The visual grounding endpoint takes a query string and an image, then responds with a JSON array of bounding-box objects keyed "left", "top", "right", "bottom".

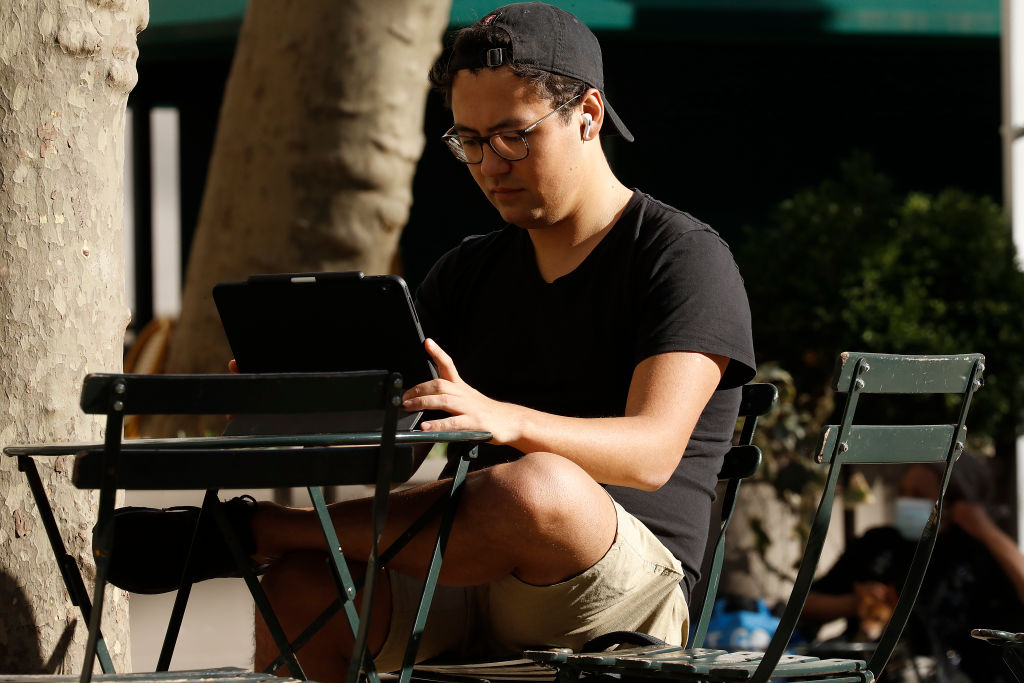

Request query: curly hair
[{"left": 429, "top": 23, "right": 588, "bottom": 123}]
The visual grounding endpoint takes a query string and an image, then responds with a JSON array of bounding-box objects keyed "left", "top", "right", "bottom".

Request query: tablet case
[{"left": 213, "top": 271, "right": 435, "bottom": 435}]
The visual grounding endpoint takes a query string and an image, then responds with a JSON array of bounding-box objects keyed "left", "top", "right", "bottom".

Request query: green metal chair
[
  {"left": 411, "top": 381, "right": 779, "bottom": 682},
  {"left": 5, "top": 370, "right": 490, "bottom": 683},
  {"left": 526, "top": 352, "right": 984, "bottom": 683}
]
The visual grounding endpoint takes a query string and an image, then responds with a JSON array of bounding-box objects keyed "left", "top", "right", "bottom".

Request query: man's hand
[
  {"left": 402, "top": 339, "right": 522, "bottom": 443},
  {"left": 853, "top": 581, "right": 898, "bottom": 642}
]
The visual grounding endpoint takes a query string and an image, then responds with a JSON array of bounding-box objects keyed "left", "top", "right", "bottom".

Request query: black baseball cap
[{"left": 448, "top": 2, "right": 634, "bottom": 142}]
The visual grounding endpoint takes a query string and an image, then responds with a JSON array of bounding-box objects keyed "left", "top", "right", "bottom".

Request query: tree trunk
[
  {"left": 0, "top": 0, "right": 145, "bottom": 673},
  {"left": 156, "top": 0, "right": 451, "bottom": 436}
]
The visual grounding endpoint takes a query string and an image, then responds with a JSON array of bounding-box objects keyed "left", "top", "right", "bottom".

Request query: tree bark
[
  {"left": 158, "top": 0, "right": 452, "bottom": 437},
  {"left": 0, "top": 0, "right": 145, "bottom": 673}
]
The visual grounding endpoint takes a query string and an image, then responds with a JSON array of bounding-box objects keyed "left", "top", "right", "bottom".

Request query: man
[{"left": 111, "top": 3, "right": 755, "bottom": 680}]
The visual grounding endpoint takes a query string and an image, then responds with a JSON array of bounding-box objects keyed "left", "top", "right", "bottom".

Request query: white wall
[
  {"left": 123, "top": 107, "right": 183, "bottom": 325},
  {"left": 1001, "top": 0, "right": 1024, "bottom": 548}
]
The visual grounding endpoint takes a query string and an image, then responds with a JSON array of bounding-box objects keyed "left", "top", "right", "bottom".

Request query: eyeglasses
[{"left": 442, "top": 95, "right": 582, "bottom": 164}]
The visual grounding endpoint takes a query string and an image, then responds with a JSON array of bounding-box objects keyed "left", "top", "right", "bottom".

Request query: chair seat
[
  {"left": 525, "top": 646, "right": 871, "bottom": 682},
  {"left": 0, "top": 667, "right": 302, "bottom": 683},
  {"left": 410, "top": 658, "right": 557, "bottom": 681}
]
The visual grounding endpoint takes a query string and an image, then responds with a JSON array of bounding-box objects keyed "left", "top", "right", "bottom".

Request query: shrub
[{"left": 738, "top": 154, "right": 1024, "bottom": 445}]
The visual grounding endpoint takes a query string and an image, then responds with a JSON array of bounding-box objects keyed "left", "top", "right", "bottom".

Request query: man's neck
[{"left": 528, "top": 175, "right": 633, "bottom": 283}]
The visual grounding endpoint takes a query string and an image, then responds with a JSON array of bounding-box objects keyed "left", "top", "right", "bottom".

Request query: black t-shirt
[
  {"left": 809, "top": 525, "right": 1024, "bottom": 683},
  {"left": 415, "top": 190, "right": 756, "bottom": 601}
]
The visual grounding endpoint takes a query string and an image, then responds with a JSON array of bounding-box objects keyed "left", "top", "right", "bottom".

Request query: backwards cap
[{"left": 448, "top": 2, "right": 633, "bottom": 141}]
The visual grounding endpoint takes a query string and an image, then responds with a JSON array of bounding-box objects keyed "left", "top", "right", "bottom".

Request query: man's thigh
[
  {"left": 374, "top": 571, "right": 482, "bottom": 672},
  {"left": 486, "top": 500, "right": 688, "bottom": 653},
  {"left": 376, "top": 501, "right": 688, "bottom": 671}
]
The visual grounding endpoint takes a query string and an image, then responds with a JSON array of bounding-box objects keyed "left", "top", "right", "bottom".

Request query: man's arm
[
  {"left": 951, "top": 500, "right": 1024, "bottom": 604},
  {"left": 402, "top": 338, "right": 727, "bottom": 490}
]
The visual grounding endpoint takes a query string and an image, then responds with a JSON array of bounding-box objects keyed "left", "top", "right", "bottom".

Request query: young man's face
[{"left": 450, "top": 66, "right": 585, "bottom": 229}]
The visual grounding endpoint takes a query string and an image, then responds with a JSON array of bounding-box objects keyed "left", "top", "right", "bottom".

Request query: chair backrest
[
  {"left": 79, "top": 370, "right": 405, "bottom": 466},
  {"left": 81, "top": 371, "right": 400, "bottom": 417},
  {"left": 749, "top": 352, "right": 984, "bottom": 683},
  {"left": 689, "top": 382, "right": 779, "bottom": 647}
]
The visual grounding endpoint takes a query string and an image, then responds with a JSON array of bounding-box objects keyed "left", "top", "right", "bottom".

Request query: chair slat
[
  {"left": 717, "top": 444, "right": 762, "bottom": 480},
  {"left": 738, "top": 382, "right": 779, "bottom": 415},
  {"left": 832, "top": 352, "right": 982, "bottom": 394},
  {"left": 0, "top": 669, "right": 301, "bottom": 683},
  {"left": 80, "top": 372, "right": 392, "bottom": 415},
  {"left": 613, "top": 648, "right": 729, "bottom": 671},
  {"left": 567, "top": 645, "right": 682, "bottom": 667},
  {"left": 72, "top": 446, "right": 417, "bottom": 489},
  {"left": 815, "top": 424, "right": 964, "bottom": 464}
]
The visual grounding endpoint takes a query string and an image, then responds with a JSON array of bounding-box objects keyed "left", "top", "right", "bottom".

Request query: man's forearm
[
  {"left": 501, "top": 351, "right": 726, "bottom": 489},
  {"left": 802, "top": 592, "right": 858, "bottom": 622},
  {"left": 405, "top": 342, "right": 727, "bottom": 491},
  {"left": 504, "top": 408, "right": 688, "bottom": 490},
  {"left": 972, "top": 521, "right": 1024, "bottom": 604}
]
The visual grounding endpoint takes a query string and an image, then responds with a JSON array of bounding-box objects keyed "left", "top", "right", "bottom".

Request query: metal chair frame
[{"left": 526, "top": 352, "right": 985, "bottom": 683}]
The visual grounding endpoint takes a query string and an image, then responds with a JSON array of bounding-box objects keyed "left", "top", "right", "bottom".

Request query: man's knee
[{"left": 479, "top": 452, "right": 615, "bottom": 537}]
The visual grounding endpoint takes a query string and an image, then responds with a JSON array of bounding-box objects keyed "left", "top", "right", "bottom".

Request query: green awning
[
  {"left": 145, "top": 0, "right": 1000, "bottom": 45},
  {"left": 452, "top": 0, "right": 1000, "bottom": 35}
]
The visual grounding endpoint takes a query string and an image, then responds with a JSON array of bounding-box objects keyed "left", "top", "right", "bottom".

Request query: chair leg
[
  {"left": 308, "top": 484, "right": 381, "bottom": 683},
  {"left": 17, "top": 455, "right": 115, "bottom": 675},
  {"left": 156, "top": 490, "right": 221, "bottom": 671},
  {"left": 347, "top": 483, "right": 390, "bottom": 683},
  {"left": 396, "top": 448, "right": 475, "bottom": 683},
  {"left": 80, "top": 476, "right": 118, "bottom": 683},
  {"left": 209, "top": 493, "right": 309, "bottom": 681}
]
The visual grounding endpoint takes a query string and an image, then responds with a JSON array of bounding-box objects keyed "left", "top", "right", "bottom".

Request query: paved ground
[{"left": 125, "top": 457, "right": 447, "bottom": 672}]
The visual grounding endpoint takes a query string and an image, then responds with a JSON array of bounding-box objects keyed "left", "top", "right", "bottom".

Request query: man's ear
[{"left": 580, "top": 88, "right": 604, "bottom": 140}]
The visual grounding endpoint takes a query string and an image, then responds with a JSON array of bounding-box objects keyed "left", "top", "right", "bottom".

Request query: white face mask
[{"left": 894, "top": 497, "right": 934, "bottom": 540}]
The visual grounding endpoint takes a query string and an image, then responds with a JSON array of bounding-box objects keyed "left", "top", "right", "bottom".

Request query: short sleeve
[{"left": 633, "top": 229, "right": 756, "bottom": 388}]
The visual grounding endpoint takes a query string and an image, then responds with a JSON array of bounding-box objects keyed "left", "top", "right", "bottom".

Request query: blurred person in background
[{"left": 801, "top": 454, "right": 1024, "bottom": 682}]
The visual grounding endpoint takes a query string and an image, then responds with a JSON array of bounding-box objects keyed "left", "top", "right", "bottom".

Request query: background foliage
[
  {"left": 729, "top": 156, "right": 1024, "bottom": 570},
  {"left": 738, "top": 154, "right": 1024, "bottom": 448}
]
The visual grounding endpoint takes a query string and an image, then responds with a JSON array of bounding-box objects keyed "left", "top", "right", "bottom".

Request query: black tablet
[{"left": 213, "top": 271, "right": 435, "bottom": 434}]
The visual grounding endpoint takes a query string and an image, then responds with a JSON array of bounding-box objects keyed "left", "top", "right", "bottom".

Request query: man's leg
[
  {"left": 253, "top": 451, "right": 618, "bottom": 586},
  {"left": 254, "top": 554, "right": 392, "bottom": 682},
  {"left": 253, "top": 452, "right": 617, "bottom": 680}
]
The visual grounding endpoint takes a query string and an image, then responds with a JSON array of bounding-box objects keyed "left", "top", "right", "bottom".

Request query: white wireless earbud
[{"left": 582, "top": 113, "right": 593, "bottom": 139}]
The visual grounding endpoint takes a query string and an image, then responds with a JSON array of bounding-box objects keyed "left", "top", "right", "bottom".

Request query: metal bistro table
[{"left": 3, "top": 371, "right": 491, "bottom": 683}]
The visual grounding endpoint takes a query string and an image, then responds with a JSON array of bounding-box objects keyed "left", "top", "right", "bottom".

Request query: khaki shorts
[{"left": 373, "top": 500, "right": 688, "bottom": 673}]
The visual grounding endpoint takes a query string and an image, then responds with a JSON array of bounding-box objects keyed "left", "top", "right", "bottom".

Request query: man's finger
[
  {"left": 425, "top": 338, "right": 461, "bottom": 382},
  {"left": 402, "top": 378, "right": 453, "bottom": 403},
  {"left": 421, "top": 416, "right": 463, "bottom": 432}
]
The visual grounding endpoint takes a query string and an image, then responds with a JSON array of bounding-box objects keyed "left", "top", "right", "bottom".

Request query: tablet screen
[{"left": 213, "top": 271, "right": 435, "bottom": 434}]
